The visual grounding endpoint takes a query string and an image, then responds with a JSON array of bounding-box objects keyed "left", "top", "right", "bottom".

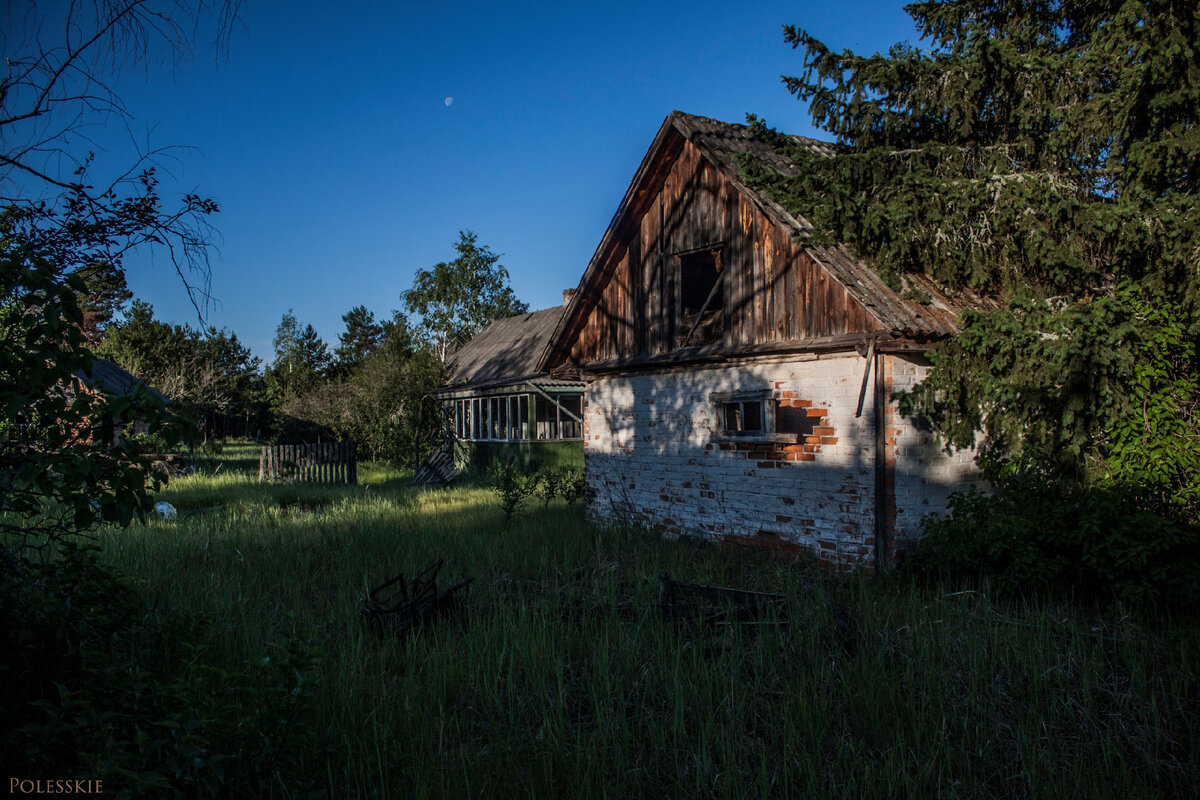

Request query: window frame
[
  {"left": 672, "top": 243, "right": 726, "bottom": 349},
  {"left": 710, "top": 390, "right": 799, "bottom": 444},
  {"left": 444, "top": 390, "right": 584, "bottom": 443}
]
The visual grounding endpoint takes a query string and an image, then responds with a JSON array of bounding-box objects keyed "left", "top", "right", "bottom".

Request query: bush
[
  {"left": 558, "top": 466, "right": 589, "bottom": 508},
  {"left": 488, "top": 459, "right": 538, "bottom": 525},
  {"left": 919, "top": 482, "right": 1200, "bottom": 606}
]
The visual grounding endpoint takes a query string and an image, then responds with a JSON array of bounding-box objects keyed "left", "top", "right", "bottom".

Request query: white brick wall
[
  {"left": 582, "top": 353, "right": 980, "bottom": 568},
  {"left": 886, "top": 354, "right": 980, "bottom": 557}
]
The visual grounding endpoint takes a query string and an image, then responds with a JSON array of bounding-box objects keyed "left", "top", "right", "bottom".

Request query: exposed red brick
[
  {"left": 814, "top": 426, "right": 836, "bottom": 436},
  {"left": 821, "top": 436, "right": 839, "bottom": 445},
  {"left": 806, "top": 408, "right": 827, "bottom": 418}
]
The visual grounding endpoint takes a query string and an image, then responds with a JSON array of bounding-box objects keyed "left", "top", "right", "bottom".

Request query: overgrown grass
[{"left": 89, "top": 442, "right": 1200, "bottom": 797}]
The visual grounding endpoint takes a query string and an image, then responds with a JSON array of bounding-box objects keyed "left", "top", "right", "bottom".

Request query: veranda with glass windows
[{"left": 447, "top": 389, "right": 583, "bottom": 443}]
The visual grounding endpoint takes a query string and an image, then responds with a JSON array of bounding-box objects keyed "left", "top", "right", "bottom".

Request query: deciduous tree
[
  {"left": 1, "top": 0, "right": 238, "bottom": 552},
  {"left": 402, "top": 231, "right": 527, "bottom": 361}
]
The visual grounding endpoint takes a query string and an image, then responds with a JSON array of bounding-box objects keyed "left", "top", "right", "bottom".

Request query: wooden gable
[{"left": 543, "top": 113, "right": 963, "bottom": 373}]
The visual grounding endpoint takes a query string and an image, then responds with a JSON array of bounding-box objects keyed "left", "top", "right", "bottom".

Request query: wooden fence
[{"left": 259, "top": 441, "right": 357, "bottom": 485}]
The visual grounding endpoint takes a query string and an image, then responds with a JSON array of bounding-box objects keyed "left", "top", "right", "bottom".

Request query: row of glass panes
[
  {"left": 451, "top": 395, "right": 528, "bottom": 441},
  {"left": 449, "top": 394, "right": 583, "bottom": 442}
]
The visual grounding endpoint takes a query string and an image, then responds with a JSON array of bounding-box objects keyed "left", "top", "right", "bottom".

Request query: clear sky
[{"left": 101, "top": 0, "right": 921, "bottom": 362}]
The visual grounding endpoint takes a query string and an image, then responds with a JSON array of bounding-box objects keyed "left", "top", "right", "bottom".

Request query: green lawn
[{"left": 82, "top": 441, "right": 1200, "bottom": 797}]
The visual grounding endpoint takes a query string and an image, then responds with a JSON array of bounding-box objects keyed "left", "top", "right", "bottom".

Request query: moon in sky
[{"left": 444, "top": 96, "right": 453, "bottom": 106}]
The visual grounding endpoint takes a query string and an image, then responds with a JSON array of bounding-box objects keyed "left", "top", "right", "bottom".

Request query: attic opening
[{"left": 675, "top": 245, "right": 725, "bottom": 347}]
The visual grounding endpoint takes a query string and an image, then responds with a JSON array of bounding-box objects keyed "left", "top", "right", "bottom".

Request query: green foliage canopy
[
  {"left": 333, "top": 304, "right": 384, "bottom": 374},
  {"left": 1, "top": 199, "right": 194, "bottom": 548},
  {"left": 748, "top": 0, "right": 1199, "bottom": 507},
  {"left": 403, "top": 231, "right": 528, "bottom": 361},
  {"left": 97, "top": 300, "right": 262, "bottom": 440}
]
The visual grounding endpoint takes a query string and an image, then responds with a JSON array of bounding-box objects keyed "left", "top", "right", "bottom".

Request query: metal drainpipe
[{"left": 873, "top": 350, "right": 887, "bottom": 576}]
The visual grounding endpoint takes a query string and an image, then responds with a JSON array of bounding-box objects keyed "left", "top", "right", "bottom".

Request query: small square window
[
  {"left": 722, "top": 400, "right": 763, "bottom": 435},
  {"left": 713, "top": 391, "right": 770, "bottom": 439}
]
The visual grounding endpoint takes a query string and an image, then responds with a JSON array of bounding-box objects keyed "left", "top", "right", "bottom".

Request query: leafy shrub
[
  {"left": 534, "top": 469, "right": 561, "bottom": 508},
  {"left": 126, "top": 428, "right": 170, "bottom": 454},
  {"left": 558, "top": 466, "right": 589, "bottom": 508},
  {"left": 919, "top": 482, "right": 1200, "bottom": 606},
  {"left": 488, "top": 458, "right": 537, "bottom": 525}
]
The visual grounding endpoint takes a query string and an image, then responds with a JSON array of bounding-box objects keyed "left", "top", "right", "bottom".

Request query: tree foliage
[
  {"left": 97, "top": 300, "right": 263, "bottom": 441},
  {"left": 748, "top": 0, "right": 1199, "bottom": 600},
  {"left": 403, "top": 230, "right": 528, "bottom": 361},
  {"left": 333, "top": 304, "right": 384, "bottom": 374},
  {"left": 265, "top": 309, "right": 332, "bottom": 411},
  {"left": 0, "top": 189, "right": 196, "bottom": 552},
  {"left": 273, "top": 313, "right": 444, "bottom": 462},
  {"left": 73, "top": 259, "right": 134, "bottom": 342}
]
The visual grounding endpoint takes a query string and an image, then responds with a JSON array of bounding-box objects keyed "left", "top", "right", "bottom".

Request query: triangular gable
[{"left": 542, "top": 112, "right": 964, "bottom": 372}]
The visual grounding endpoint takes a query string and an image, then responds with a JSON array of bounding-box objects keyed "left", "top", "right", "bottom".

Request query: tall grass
[{"left": 95, "top": 442, "right": 1199, "bottom": 798}]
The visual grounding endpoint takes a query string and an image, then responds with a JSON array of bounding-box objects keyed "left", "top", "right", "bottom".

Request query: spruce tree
[
  {"left": 748, "top": 0, "right": 1199, "bottom": 598},
  {"left": 750, "top": 0, "right": 1198, "bottom": 498},
  {"left": 334, "top": 305, "right": 384, "bottom": 373}
]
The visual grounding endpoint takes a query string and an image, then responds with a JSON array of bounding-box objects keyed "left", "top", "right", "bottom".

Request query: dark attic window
[{"left": 676, "top": 246, "right": 725, "bottom": 348}]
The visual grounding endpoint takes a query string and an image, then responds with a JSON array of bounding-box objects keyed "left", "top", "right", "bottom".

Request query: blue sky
[{"left": 103, "top": 0, "right": 921, "bottom": 362}]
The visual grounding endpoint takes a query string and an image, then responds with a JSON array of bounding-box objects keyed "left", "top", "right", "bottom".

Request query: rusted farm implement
[{"left": 362, "top": 559, "right": 473, "bottom": 638}]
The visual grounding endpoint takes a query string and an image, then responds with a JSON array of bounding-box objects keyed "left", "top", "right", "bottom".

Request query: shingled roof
[{"left": 444, "top": 305, "right": 570, "bottom": 390}]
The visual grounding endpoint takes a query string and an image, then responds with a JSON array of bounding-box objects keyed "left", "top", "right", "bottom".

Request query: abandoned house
[
  {"left": 540, "top": 111, "right": 979, "bottom": 569},
  {"left": 73, "top": 357, "right": 172, "bottom": 445},
  {"left": 436, "top": 299, "right": 585, "bottom": 473}
]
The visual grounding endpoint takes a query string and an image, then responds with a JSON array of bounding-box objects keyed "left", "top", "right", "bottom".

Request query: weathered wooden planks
[
  {"left": 259, "top": 441, "right": 357, "bottom": 484},
  {"left": 566, "top": 138, "right": 884, "bottom": 366}
]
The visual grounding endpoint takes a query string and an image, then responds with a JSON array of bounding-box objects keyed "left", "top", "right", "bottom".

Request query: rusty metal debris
[
  {"left": 657, "top": 571, "right": 787, "bottom": 626},
  {"left": 362, "top": 559, "right": 473, "bottom": 638}
]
